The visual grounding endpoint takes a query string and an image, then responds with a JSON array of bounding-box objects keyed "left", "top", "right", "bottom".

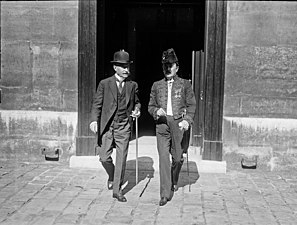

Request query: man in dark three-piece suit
[
  {"left": 148, "top": 48, "right": 196, "bottom": 206},
  {"left": 90, "top": 50, "right": 141, "bottom": 202}
]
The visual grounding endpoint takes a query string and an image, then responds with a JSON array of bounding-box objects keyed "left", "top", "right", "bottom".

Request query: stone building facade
[
  {"left": 223, "top": 1, "right": 297, "bottom": 170},
  {"left": 0, "top": 1, "right": 78, "bottom": 162},
  {"left": 1, "top": 1, "right": 297, "bottom": 170}
]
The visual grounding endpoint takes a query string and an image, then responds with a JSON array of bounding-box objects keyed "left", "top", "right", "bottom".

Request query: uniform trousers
[
  {"left": 156, "top": 116, "right": 185, "bottom": 199},
  {"left": 97, "top": 117, "right": 131, "bottom": 195}
]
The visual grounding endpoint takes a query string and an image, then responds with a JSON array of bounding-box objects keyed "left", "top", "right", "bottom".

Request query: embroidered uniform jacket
[{"left": 148, "top": 76, "right": 196, "bottom": 124}]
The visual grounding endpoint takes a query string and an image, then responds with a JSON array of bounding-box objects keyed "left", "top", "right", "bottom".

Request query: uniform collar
[{"left": 165, "top": 75, "right": 177, "bottom": 82}]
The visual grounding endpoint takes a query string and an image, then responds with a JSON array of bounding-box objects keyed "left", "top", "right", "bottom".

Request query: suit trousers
[
  {"left": 156, "top": 116, "right": 184, "bottom": 198},
  {"left": 97, "top": 118, "right": 131, "bottom": 195}
]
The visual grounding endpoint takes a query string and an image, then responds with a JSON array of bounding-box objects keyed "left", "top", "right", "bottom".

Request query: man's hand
[
  {"left": 131, "top": 108, "right": 141, "bottom": 118},
  {"left": 178, "top": 120, "right": 189, "bottom": 131},
  {"left": 156, "top": 108, "right": 166, "bottom": 117},
  {"left": 89, "top": 121, "right": 98, "bottom": 133}
]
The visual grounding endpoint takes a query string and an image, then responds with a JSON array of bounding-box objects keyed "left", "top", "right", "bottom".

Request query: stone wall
[
  {"left": 0, "top": 1, "right": 78, "bottom": 162},
  {"left": 223, "top": 1, "right": 297, "bottom": 170}
]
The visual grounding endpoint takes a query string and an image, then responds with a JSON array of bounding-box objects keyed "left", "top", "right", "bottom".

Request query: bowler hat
[
  {"left": 111, "top": 49, "right": 133, "bottom": 64},
  {"left": 162, "top": 48, "right": 178, "bottom": 64}
]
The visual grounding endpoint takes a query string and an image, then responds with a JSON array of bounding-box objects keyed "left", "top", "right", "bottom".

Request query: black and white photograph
[{"left": 0, "top": 0, "right": 297, "bottom": 224}]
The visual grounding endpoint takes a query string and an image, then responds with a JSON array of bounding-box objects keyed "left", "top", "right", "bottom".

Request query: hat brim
[{"left": 111, "top": 60, "right": 133, "bottom": 64}]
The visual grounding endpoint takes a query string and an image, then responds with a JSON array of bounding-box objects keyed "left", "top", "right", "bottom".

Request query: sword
[
  {"left": 135, "top": 116, "right": 139, "bottom": 184},
  {"left": 182, "top": 109, "right": 191, "bottom": 192}
]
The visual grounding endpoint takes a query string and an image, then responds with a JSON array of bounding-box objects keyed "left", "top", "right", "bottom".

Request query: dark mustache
[{"left": 162, "top": 63, "right": 172, "bottom": 75}]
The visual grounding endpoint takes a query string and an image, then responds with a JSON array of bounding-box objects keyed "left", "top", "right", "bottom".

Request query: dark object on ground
[{"left": 241, "top": 156, "right": 258, "bottom": 169}]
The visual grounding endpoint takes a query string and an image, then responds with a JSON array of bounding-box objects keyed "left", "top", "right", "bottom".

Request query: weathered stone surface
[
  {"left": 240, "top": 96, "right": 297, "bottom": 117},
  {"left": 0, "top": 1, "right": 78, "bottom": 161},
  {"left": 224, "top": 1, "right": 297, "bottom": 167},
  {"left": 225, "top": 46, "right": 297, "bottom": 97},
  {"left": 60, "top": 58, "right": 78, "bottom": 91},
  {"left": 0, "top": 2, "right": 78, "bottom": 112},
  {"left": 62, "top": 90, "right": 78, "bottom": 111},
  {"left": 277, "top": 11, "right": 297, "bottom": 45},
  {"left": 53, "top": 5, "right": 78, "bottom": 42},
  {"left": 1, "top": 41, "right": 32, "bottom": 87},
  {"left": 223, "top": 117, "right": 297, "bottom": 169},
  {"left": 1, "top": 2, "right": 57, "bottom": 41},
  {"left": 227, "top": 11, "right": 279, "bottom": 46},
  {"left": 0, "top": 110, "right": 77, "bottom": 161}
]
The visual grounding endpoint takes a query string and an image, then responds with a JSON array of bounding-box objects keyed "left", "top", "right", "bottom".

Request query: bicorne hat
[
  {"left": 111, "top": 49, "right": 133, "bottom": 64},
  {"left": 162, "top": 48, "right": 178, "bottom": 64}
]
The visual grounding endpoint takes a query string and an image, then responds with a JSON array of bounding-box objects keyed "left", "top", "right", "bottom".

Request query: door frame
[
  {"left": 202, "top": 0, "right": 227, "bottom": 161},
  {"left": 76, "top": 0, "right": 227, "bottom": 161}
]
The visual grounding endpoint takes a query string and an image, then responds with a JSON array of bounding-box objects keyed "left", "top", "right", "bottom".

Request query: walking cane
[
  {"left": 135, "top": 116, "right": 139, "bottom": 184},
  {"left": 187, "top": 146, "right": 191, "bottom": 192}
]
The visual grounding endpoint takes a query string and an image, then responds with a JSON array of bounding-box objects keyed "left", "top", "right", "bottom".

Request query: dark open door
[{"left": 77, "top": 0, "right": 227, "bottom": 159}]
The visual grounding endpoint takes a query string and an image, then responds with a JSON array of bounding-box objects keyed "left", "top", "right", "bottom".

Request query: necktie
[
  {"left": 167, "top": 80, "right": 173, "bottom": 116},
  {"left": 117, "top": 79, "right": 124, "bottom": 93}
]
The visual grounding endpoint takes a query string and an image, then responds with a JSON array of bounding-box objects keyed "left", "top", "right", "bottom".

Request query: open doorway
[{"left": 103, "top": 0, "right": 205, "bottom": 136}]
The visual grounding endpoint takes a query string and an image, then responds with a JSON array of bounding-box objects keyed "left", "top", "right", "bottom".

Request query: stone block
[
  {"left": 1, "top": 41, "right": 32, "bottom": 87},
  {"left": 0, "top": 1, "right": 77, "bottom": 41},
  {"left": 254, "top": 46, "right": 297, "bottom": 81},
  {"left": 227, "top": 12, "right": 278, "bottom": 46},
  {"left": 62, "top": 90, "right": 78, "bottom": 111},
  {"left": 277, "top": 13, "right": 297, "bottom": 46},
  {"left": 28, "top": 8, "right": 55, "bottom": 40},
  {"left": 1, "top": 4, "right": 30, "bottom": 41},
  {"left": 60, "top": 58, "right": 78, "bottom": 90},
  {"left": 224, "top": 65, "right": 256, "bottom": 96},
  {"left": 225, "top": 46, "right": 258, "bottom": 69},
  {"left": 31, "top": 42, "right": 60, "bottom": 87},
  {"left": 279, "top": 2, "right": 297, "bottom": 14},
  {"left": 228, "top": 1, "right": 282, "bottom": 12},
  {"left": 53, "top": 4, "right": 78, "bottom": 42},
  {"left": 31, "top": 88, "right": 62, "bottom": 110},
  {"left": 226, "top": 45, "right": 297, "bottom": 86},
  {"left": 1, "top": 1, "right": 55, "bottom": 41},
  {"left": 0, "top": 87, "right": 31, "bottom": 110},
  {"left": 240, "top": 96, "right": 297, "bottom": 117},
  {"left": 59, "top": 41, "right": 78, "bottom": 60}
]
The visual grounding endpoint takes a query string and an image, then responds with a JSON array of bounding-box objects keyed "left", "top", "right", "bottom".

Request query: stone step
[{"left": 70, "top": 136, "right": 226, "bottom": 173}]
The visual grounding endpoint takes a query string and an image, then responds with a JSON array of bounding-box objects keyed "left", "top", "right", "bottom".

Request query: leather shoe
[
  {"left": 107, "top": 180, "right": 113, "bottom": 190},
  {"left": 159, "top": 197, "right": 168, "bottom": 206},
  {"left": 113, "top": 193, "right": 127, "bottom": 202}
]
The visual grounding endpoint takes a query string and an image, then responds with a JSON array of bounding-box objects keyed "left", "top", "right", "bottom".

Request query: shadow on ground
[
  {"left": 122, "top": 156, "right": 154, "bottom": 195},
  {"left": 122, "top": 158, "right": 200, "bottom": 194},
  {"left": 178, "top": 161, "right": 200, "bottom": 190}
]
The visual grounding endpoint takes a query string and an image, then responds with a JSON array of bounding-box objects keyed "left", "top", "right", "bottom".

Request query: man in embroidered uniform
[
  {"left": 90, "top": 50, "right": 141, "bottom": 202},
  {"left": 148, "top": 48, "right": 196, "bottom": 206}
]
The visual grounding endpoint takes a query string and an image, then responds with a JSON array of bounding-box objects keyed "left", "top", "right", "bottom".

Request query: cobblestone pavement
[{"left": 1, "top": 160, "right": 297, "bottom": 225}]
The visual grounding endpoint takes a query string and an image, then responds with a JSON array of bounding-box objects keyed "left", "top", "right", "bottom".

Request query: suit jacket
[
  {"left": 148, "top": 76, "right": 196, "bottom": 125},
  {"left": 91, "top": 75, "right": 141, "bottom": 138}
]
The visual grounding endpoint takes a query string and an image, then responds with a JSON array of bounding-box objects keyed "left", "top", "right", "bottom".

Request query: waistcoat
[{"left": 114, "top": 84, "right": 127, "bottom": 121}]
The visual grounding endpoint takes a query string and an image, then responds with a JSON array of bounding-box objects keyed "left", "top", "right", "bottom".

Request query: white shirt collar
[{"left": 115, "top": 74, "right": 125, "bottom": 82}]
